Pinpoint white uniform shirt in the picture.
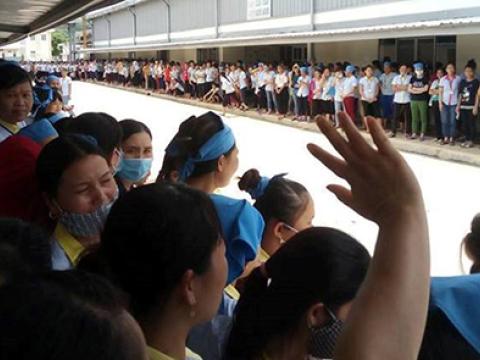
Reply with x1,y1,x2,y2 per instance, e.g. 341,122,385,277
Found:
320,76,335,101
60,76,72,97
342,76,358,98
359,76,379,101
296,75,311,98
221,75,235,94
274,72,289,90
239,71,248,89
439,75,462,106
392,74,412,104
264,71,275,92
334,77,345,102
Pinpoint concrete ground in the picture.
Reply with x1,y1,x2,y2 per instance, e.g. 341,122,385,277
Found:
71,81,480,276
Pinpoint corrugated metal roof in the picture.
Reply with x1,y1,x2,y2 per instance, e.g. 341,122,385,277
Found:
85,15,480,53
0,0,124,46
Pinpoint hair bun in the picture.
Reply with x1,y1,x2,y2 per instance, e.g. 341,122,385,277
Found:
238,169,261,193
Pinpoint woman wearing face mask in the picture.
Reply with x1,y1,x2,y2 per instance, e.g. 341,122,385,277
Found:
0,62,33,144
408,62,430,141
99,183,228,360
238,169,315,261
36,134,119,270
225,227,371,360
115,119,153,195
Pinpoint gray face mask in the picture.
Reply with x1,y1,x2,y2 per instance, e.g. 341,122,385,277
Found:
308,307,345,359
58,197,116,238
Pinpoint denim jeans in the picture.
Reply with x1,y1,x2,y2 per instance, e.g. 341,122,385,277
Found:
266,90,277,112
441,104,457,138
289,88,299,116
334,101,344,127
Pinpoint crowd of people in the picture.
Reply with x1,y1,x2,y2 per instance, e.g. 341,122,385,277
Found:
0,57,480,360
22,57,480,148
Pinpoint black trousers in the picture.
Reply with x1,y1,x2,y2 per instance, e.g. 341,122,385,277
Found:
430,101,442,139
276,88,289,114
392,103,412,135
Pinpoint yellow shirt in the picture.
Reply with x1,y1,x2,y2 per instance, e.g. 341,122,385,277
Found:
53,223,86,266
224,284,240,300
259,248,270,263
147,346,202,360
0,119,21,134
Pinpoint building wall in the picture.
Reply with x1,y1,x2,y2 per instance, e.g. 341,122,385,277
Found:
457,34,480,69
313,40,378,65
170,0,215,32
169,48,197,62
314,0,402,12
93,18,109,42
136,1,168,37
221,46,246,62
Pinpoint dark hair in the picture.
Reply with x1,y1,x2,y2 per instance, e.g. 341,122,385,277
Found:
118,119,152,143
0,63,31,90
239,169,310,227
64,112,122,159
418,308,480,360
364,64,374,70
35,90,63,120
158,111,235,181
0,270,144,360
461,214,480,274
0,218,51,284
465,59,477,71
36,134,106,198
225,227,370,359
100,183,222,318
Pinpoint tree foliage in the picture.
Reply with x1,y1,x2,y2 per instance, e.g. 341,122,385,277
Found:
51,29,69,57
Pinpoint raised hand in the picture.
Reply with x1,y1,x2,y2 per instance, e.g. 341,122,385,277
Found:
307,112,423,226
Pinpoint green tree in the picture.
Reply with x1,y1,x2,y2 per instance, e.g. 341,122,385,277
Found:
51,29,69,57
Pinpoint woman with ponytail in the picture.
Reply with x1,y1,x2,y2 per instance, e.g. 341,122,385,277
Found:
238,169,315,261
225,227,371,360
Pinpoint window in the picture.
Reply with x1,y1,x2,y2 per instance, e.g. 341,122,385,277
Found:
247,0,271,20
41,34,47,41
29,35,35,40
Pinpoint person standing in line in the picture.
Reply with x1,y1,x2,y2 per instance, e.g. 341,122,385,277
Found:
333,65,345,127
408,62,430,141
439,63,462,145
188,62,196,98
342,65,358,124
359,65,381,132
205,61,215,95
457,63,480,148
379,62,397,129
256,63,267,113
319,67,335,123
196,63,207,100
264,64,277,114
289,64,300,119
60,69,72,106
237,65,249,111
296,67,311,122
429,67,445,142
390,64,412,138
311,69,322,118
274,64,289,118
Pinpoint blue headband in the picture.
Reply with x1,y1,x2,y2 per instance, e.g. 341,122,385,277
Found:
430,275,480,354
414,63,424,70
18,119,58,144
246,173,288,200
46,75,59,84
346,65,356,73
247,177,270,200
177,124,235,182
47,111,69,124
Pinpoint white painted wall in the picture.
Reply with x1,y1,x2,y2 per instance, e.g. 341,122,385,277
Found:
457,34,480,69
313,40,378,65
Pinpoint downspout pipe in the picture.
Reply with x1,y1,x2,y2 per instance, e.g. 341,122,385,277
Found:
128,6,137,46
310,0,315,31
105,15,111,48
160,0,171,42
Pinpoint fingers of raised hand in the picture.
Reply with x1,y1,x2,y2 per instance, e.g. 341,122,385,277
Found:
314,115,355,162
338,112,375,158
366,117,398,158
307,143,348,180
326,184,354,209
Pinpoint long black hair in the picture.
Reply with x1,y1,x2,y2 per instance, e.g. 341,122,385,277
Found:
118,119,152,143
99,182,222,319
158,111,235,182
461,214,480,274
225,227,371,359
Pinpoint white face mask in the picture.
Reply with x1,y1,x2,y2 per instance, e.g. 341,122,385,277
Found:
415,70,424,77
